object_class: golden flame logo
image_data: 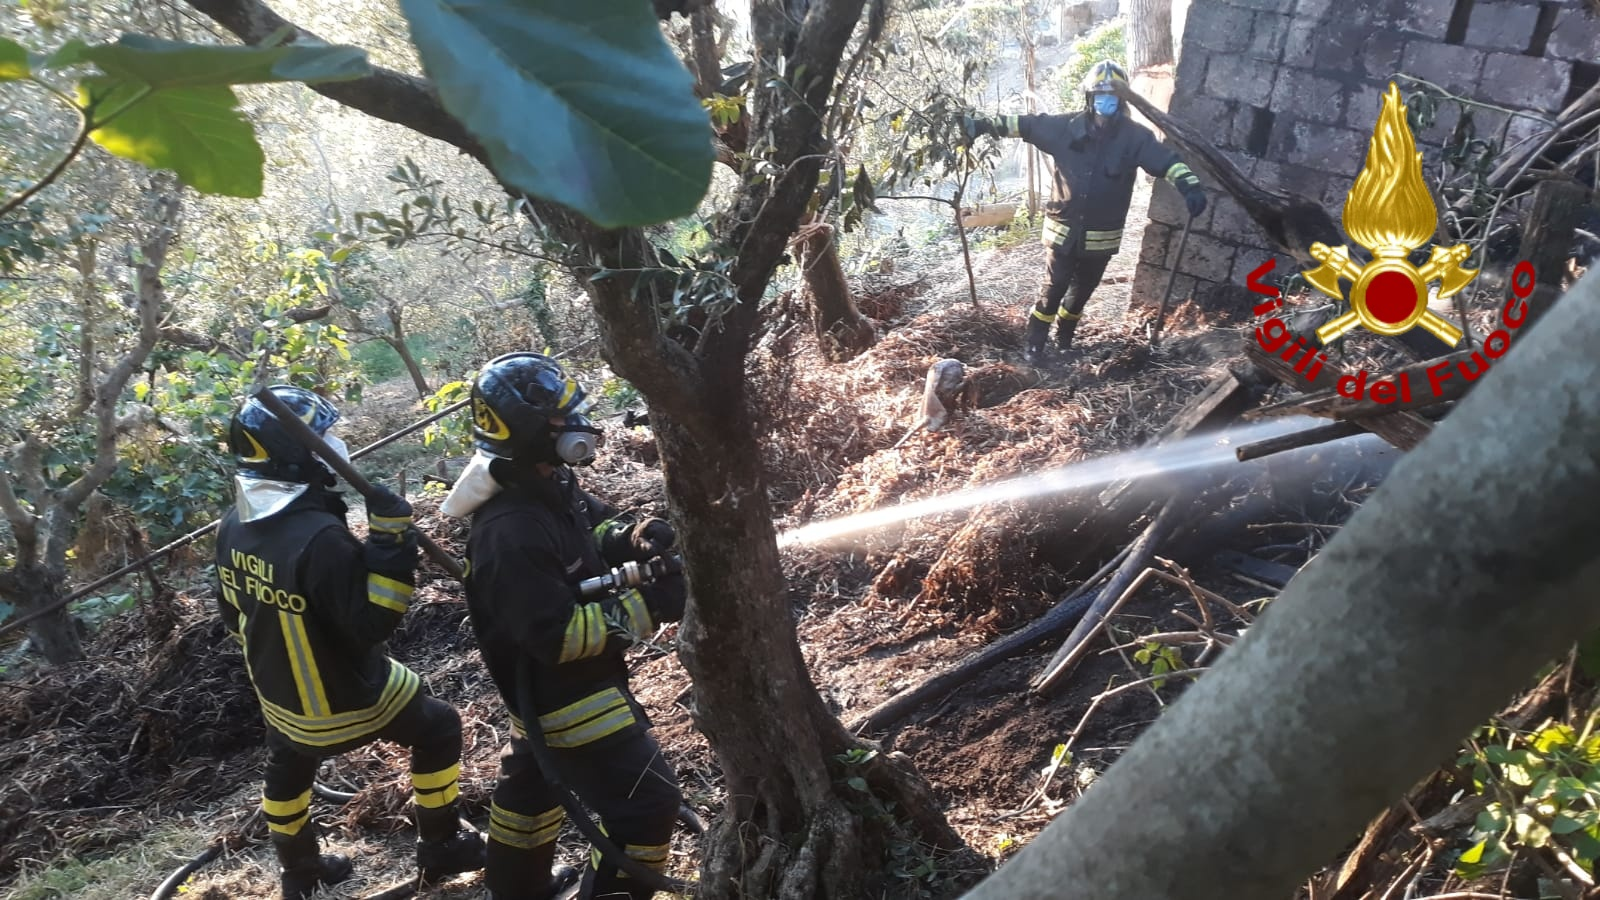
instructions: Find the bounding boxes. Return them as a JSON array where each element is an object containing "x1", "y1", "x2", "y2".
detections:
[{"x1": 1302, "y1": 82, "x2": 1476, "y2": 345}]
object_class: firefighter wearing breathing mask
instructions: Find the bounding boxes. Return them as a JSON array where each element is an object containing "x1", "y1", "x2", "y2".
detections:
[
  {"x1": 963, "y1": 59, "x2": 1209, "y2": 365},
  {"x1": 442, "y1": 352, "x2": 687, "y2": 900},
  {"x1": 214, "y1": 385, "x2": 485, "y2": 899}
]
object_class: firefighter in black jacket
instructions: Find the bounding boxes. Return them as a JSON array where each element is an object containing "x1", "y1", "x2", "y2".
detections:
[
  {"x1": 442, "y1": 352, "x2": 686, "y2": 900},
  {"x1": 965, "y1": 60, "x2": 1209, "y2": 364},
  {"x1": 215, "y1": 386, "x2": 485, "y2": 899}
]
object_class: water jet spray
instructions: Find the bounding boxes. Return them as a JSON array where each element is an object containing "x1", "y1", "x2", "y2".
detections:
[{"x1": 776, "y1": 417, "x2": 1349, "y2": 549}]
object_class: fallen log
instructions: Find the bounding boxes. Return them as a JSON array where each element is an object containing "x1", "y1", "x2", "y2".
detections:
[
  {"x1": 848, "y1": 541, "x2": 1135, "y2": 735},
  {"x1": 1244, "y1": 342, "x2": 1433, "y2": 451},
  {"x1": 1033, "y1": 491, "x2": 1192, "y2": 695},
  {"x1": 1244, "y1": 345, "x2": 1480, "y2": 422}
]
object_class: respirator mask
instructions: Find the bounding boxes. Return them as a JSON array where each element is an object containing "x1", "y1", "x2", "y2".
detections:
[
  {"x1": 551, "y1": 414, "x2": 604, "y2": 466},
  {"x1": 1092, "y1": 93, "x2": 1119, "y2": 117},
  {"x1": 320, "y1": 432, "x2": 351, "y2": 476}
]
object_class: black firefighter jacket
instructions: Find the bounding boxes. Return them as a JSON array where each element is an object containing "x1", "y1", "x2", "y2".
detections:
[
  {"x1": 215, "y1": 488, "x2": 419, "y2": 753},
  {"x1": 988, "y1": 109, "x2": 1195, "y2": 254},
  {"x1": 463, "y1": 466, "x2": 676, "y2": 751}
]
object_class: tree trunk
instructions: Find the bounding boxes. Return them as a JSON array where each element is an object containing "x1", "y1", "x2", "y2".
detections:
[
  {"x1": 384, "y1": 322, "x2": 432, "y2": 399},
  {"x1": 656, "y1": 406, "x2": 964, "y2": 899},
  {"x1": 1127, "y1": 0, "x2": 1174, "y2": 69},
  {"x1": 958, "y1": 268, "x2": 1600, "y2": 900},
  {"x1": 795, "y1": 215, "x2": 876, "y2": 362},
  {"x1": 0, "y1": 566, "x2": 82, "y2": 663}
]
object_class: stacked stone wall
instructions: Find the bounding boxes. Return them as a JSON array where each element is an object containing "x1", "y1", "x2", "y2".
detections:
[{"x1": 1130, "y1": 0, "x2": 1599, "y2": 309}]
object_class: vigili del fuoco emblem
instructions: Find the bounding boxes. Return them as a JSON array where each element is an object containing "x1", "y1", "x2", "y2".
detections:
[{"x1": 1302, "y1": 82, "x2": 1478, "y2": 346}]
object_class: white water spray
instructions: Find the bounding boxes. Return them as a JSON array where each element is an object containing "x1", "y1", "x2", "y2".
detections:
[{"x1": 776, "y1": 417, "x2": 1338, "y2": 548}]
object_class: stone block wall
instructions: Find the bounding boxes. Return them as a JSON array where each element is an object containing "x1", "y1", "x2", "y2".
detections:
[{"x1": 1129, "y1": 0, "x2": 1600, "y2": 311}]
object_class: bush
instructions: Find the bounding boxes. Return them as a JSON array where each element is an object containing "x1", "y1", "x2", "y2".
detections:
[{"x1": 1057, "y1": 19, "x2": 1128, "y2": 111}]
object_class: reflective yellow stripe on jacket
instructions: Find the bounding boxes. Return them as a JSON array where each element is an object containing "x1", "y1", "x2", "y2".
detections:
[
  {"x1": 1084, "y1": 228, "x2": 1122, "y2": 253},
  {"x1": 1041, "y1": 218, "x2": 1070, "y2": 248},
  {"x1": 258, "y1": 661, "x2": 420, "y2": 747},
  {"x1": 537, "y1": 687, "x2": 637, "y2": 748}
]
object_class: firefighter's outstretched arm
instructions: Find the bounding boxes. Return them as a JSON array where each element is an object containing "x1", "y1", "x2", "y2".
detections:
[
  {"x1": 961, "y1": 113, "x2": 1040, "y2": 146},
  {"x1": 1139, "y1": 133, "x2": 1209, "y2": 219}
]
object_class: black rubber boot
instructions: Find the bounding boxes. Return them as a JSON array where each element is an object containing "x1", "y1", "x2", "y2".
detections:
[
  {"x1": 417, "y1": 801, "x2": 487, "y2": 884},
  {"x1": 274, "y1": 828, "x2": 354, "y2": 900},
  {"x1": 482, "y1": 860, "x2": 578, "y2": 899},
  {"x1": 1023, "y1": 315, "x2": 1051, "y2": 365},
  {"x1": 1055, "y1": 316, "x2": 1081, "y2": 353}
]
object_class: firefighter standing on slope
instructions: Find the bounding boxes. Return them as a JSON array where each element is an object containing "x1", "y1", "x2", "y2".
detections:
[
  {"x1": 964, "y1": 60, "x2": 1209, "y2": 365},
  {"x1": 441, "y1": 352, "x2": 687, "y2": 900},
  {"x1": 214, "y1": 385, "x2": 486, "y2": 899}
]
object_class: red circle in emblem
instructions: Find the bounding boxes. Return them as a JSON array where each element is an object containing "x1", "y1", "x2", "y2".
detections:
[{"x1": 1365, "y1": 270, "x2": 1419, "y2": 324}]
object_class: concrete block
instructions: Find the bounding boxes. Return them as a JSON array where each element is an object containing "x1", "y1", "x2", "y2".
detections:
[
  {"x1": 1252, "y1": 158, "x2": 1285, "y2": 192},
  {"x1": 1204, "y1": 54, "x2": 1279, "y2": 105},
  {"x1": 1282, "y1": 18, "x2": 1320, "y2": 67},
  {"x1": 1398, "y1": 41, "x2": 1486, "y2": 96},
  {"x1": 1341, "y1": 81, "x2": 1388, "y2": 131},
  {"x1": 1478, "y1": 53, "x2": 1572, "y2": 112},
  {"x1": 1395, "y1": 0, "x2": 1455, "y2": 38},
  {"x1": 1284, "y1": 121, "x2": 1371, "y2": 178},
  {"x1": 1248, "y1": 12, "x2": 1292, "y2": 60},
  {"x1": 1186, "y1": 2, "x2": 1254, "y2": 53},
  {"x1": 1178, "y1": 232, "x2": 1240, "y2": 282},
  {"x1": 1231, "y1": 248, "x2": 1298, "y2": 290},
  {"x1": 1313, "y1": 22, "x2": 1374, "y2": 75},
  {"x1": 1275, "y1": 162, "x2": 1332, "y2": 203},
  {"x1": 1271, "y1": 67, "x2": 1348, "y2": 124},
  {"x1": 1362, "y1": 29, "x2": 1407, "y2": 78},
  {"x1": 1140, "y1": 222, "x2": 1174, "y2": 268},
  {"x1": 1182, "y1": 94, "x2": 1238, "y2": 145},
  {"x1": 1175, "y1": 48, "x2": 1210, "y2": 90},
  {"x1": 1148, "y1": 186, "x2": 1189, "y2": 226},
  {"x1": 1548, "y1": 8, "x2": 1600, "y2": 61},
  {"x1": 1131, "y1": 263, "x2": 1167, "y2": 308},
  {"x1": 1209, "y1": 195, "x2": 1257, "y2": 242},
  {"x1": 1464, "y1": 2, "x2": 1541, "y2": 51}
]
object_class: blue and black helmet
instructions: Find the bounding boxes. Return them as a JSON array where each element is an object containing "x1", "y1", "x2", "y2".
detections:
[
  {"x1": 470, "y1": 352, "x2": 601, "y2": 465},
  {"x1": 228, "y1": 385, "x2": 340, "y2": 483}
]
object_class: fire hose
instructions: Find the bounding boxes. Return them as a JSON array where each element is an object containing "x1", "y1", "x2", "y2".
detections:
[{"x1": 249, "y1": 387, "x2": 695, "y2": 897}]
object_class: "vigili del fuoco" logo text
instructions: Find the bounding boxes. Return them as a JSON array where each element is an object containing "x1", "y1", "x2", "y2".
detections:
[{"x1": 1243, "y1": 82, "x2": 1537, "y2": 404}]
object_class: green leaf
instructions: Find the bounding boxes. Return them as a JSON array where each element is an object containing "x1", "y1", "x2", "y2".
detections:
[
  {"x1": 847, "y1": 776, "x2": 868, "y2": 792},
  {"x1": 1553, "y1": 813, "x2": 1588, "y2": 835},
  {"x1": 0, "y1": 37, "x2": 29, "y2": 81},
  {"x1": 396, "y1": 0, "x2": 714, "y2": 228},
  {"x1": 81, "y1": 78, "x2": 264, "y2": 197},
  {"x1": 80, "y1": 33, "x2": 369, "y2": 89}
]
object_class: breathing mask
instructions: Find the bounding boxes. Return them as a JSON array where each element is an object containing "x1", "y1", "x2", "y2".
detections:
[
  {"x1": 552, "y1": 414, "x2": 604, "y2": 466},
  {"x1": 320, "y1": 432, "x2": 351, "y2": 477},
  {"x1": 1092, "y1": 93, "x2": 1119, "y2": 117}
]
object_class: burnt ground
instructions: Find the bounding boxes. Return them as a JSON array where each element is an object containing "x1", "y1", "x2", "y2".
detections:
[{"x1": 1, "y1": 181, "x2": 1434, "y2": 898}]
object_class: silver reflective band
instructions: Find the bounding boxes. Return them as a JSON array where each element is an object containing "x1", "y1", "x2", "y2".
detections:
[{"x1": 235, "y1": 474, "x2": 309, "y2": 523}]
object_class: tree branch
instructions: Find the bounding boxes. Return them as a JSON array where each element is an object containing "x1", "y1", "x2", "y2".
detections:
[
  {"x1": 182, "y1": 0, "x2": 714, "y2": 432},
  {"x1": 61, "y1": 188, "x2": 180, "y2": 511},
  {"x1": 0, "y1": 469, "x2": 39, "y2": 551}
]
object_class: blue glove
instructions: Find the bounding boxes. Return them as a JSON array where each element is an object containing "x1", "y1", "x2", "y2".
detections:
[{"x1": 1184, "y1": 189, "x2": 1208, "y2": 219}]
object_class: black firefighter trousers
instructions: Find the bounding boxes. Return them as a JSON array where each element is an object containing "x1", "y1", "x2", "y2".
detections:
[
  {"x1": 486, "y1": 728, "x2": 680, "y2": 900},
  {"x1": 262, "y1": 692, "x2": 465, "y2": 856},
  {"x1": 1027, "y1": 240, "x2": 1114, "y2": 351}
]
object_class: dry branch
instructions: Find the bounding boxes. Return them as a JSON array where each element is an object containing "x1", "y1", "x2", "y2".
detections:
[
  {"x1": 848, "y1": 541, "x2": 1136, "y2": 735},
  {"x1": 1033, "y1": 493, "x2": 1191, "y2": 695}
]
